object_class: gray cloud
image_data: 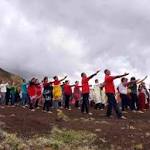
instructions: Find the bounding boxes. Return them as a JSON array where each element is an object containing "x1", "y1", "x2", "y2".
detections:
[{"x1": 0, "y1": 0, "x2": 150, "y2": 83}]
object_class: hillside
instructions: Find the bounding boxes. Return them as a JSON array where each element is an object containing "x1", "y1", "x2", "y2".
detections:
[{"x1": 0, "y1": 68, "x2": 23, "y2": 85}]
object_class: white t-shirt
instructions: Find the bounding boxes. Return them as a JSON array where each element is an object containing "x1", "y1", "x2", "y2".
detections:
[
  {"x1": 118, "y1": 83, "x2": 127, "y2": 95},
  {"x1": 0, "y1": 83, "x2": 8, "y2": 93}
]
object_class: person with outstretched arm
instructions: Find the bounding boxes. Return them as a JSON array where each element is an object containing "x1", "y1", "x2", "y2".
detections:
[
  {"x1": 51, "y1": 75, "x2": 67, "y2": 109},
  {"x1": 128, "y1": 75, "x2": 148, "y2": 112},
  {"x1": 104, "y1": 69, "x2": 129, "y2": 119},
  {"x1": 81, "y1": 70, "x2": 100, "y2": 115}
]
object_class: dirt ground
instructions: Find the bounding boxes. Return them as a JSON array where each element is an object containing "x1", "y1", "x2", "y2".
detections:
[{"x1": 0, "y1": 106, "x2": 150, "y2": 150}]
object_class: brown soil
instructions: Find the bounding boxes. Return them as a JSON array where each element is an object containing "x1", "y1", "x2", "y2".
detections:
[{"x1": 0, "y1": 106, "x2": 150, "y2": 149}]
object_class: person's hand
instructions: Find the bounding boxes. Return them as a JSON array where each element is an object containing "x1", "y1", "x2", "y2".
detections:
[
  {"x1": 124, "y1": 73, "x2": 129, "y2": 76},
  {"x1": 145, "y1": 75, "x2": 148, "y2": 79},
  {"x1": 64, "y1": 76, "x2": 68, "y2": 79},
  {"x1": 96, "y1": 70, "x2": 101, "y2": 74}
]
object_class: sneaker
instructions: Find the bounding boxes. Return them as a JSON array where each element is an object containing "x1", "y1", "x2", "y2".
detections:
[
  {"x1": 31, "y1": 109, "x2": 35, "y2": 112},
  {"x1": 120, "y1": 116, "x2": 127, "y2": 120},
  {"x1": 88, "y1": 112, "x2": 93, "y2": 115},
  {"x1": 138, "y1": 111, "x2": 144, "y2": 114},
  {"x1": 122, "y1": 111, "x2": 128, "y2": 114},
  {"x1": 132, "y1": 110, "x2": 136, "y2": 113},
  {"x1": 47, "y1": 111, "x2": 53, "y2": 114},
  {"x1": 68, "y1": 108, "x2": 72, "y2": 111},
  {"x1": 0, "y1": 106, "x2": 5, "y2": 109}
]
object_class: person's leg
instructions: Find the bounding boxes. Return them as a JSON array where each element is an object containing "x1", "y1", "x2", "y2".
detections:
[
  {"x1": 29, "y1": 98, "x2": 35, "y2": 110},
  {"x1": 120, "y1": 94, "x2": 125, "y2": 111},
  {"x1": 64, "y1": 95, "x2": 67, "y2": 108},
  {"x1": 43, "y1": 101, "x2": 46, "y2": 111},
  {"x1": 1, "y1": 93, "x2": 6, "y2": 105},
  {"x1": 22, "y1": 93, "x2": 26, "y2": 106},
  {"x1": 5, "y1": 93, "x2": 10, "y2": 105},
  {"x1": 85, "y1": 94, "x2": 89, "y2": 114},
  {"x1": 135, "y1": 94, "x2": 139, "y2": 110},
  {"x1": 58, "y1": 101, "x2": 62, "y2": 108},
  {"x1": 106, "y1": 93, "x2": 113, "y2": 117},
  {"x1": 130, "y1": 93, "x2": 136, "y2": 111},
  {"x1": 81, "y1": 94, "x2": 86, "y2": 113},
  {"x1": 35, "y1": 99, "x2": 39, "y2": 108},
  {"x1": 111, "y1": 94, "x2": 122, "y2": 118},
  {"x1": 11, "y1": 93, "x2": 15, "y2": 105},
  {"x1": 53, "y1": 101, "x2": 59, "y2": 109},
  {"x1": 25, "y1": 94, "x2": 29, "y2": 106},
  {"x1": 45, "y1": 101, "x2": 49, "y2": 112},
  {"x1": 67, "y1": 95, "x2": 70, "y2": 109}
]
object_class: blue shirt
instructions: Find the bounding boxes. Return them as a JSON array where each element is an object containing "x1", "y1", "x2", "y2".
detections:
[{"x1": 21, "y1": 83, "x2": 27, "y2": 94}]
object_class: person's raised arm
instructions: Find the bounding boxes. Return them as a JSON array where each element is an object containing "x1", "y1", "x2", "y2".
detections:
[
  {"x1": 137, "y1": 75, "x2": 148, "y2": 84},
  {"x1": 59, "y1": 76, "x2": 68, "y2": 82},
  {"x1": 88, "y1": 70, "x2": 100, "y2": 80},
  {"x1": 113, "y1": 73, "x2": 129, "y2": 79}
]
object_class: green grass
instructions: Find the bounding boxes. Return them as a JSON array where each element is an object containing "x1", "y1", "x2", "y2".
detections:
[{"x1": 0, "y1": 127, "x2": 97, "y2": 150}]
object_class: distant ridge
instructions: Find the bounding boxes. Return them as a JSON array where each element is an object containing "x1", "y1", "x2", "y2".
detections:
[{"x1": 0, "y1": 68, "x2": 23, "y2": 85}]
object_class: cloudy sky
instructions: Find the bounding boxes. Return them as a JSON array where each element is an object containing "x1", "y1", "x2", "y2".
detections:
[{"x1": 0, "y1": 0, "x2": 150, "y2": 84}]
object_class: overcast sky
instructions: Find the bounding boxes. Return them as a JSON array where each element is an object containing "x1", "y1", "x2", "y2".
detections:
[{"x1": 0, "y1": 0, "x2": 150, "y2": 84}]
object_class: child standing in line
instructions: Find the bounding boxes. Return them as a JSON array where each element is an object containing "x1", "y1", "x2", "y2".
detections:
[
  {"x1": 5, "y1": 82, "x2": 11, "y2": 105},
  {"x1": 43, "y1": 84, "x2": 53, "y2": 113},
  {"x1": 128, "y1": 76, "x2": 147, "y2": 112},
  {"x1": 118, "y1": 78, "x2": 129, "y2": 112},
  {"x1": 0, "y1": 81, "x2": 8, "y2": 105},
  {"x1": 35, "y1": 79, "x2": 42, "y2": 109},
  {"x1": 52, "y1": 76, "x2": 67, "y2": 109},
  {"x1": 93, "y1": 80, "x2": 106, "y2": 110},
  {"x1": 138, "y1": 84, "x2": 146, "y2": 113},
  {"x1": 73, "y1": 81, "x2": 81, "y2": 109},
  {"x1": 63, "y1": 80, "x2": 73, "y2": 110},
  {"x1": 43, "y1": 77, "x2": 53, "y2": 111},
  {"x1": 10, "y1": 82, "x2": 17, "y2": 106},
  {"x1": 28, "y1": 78, "x2": 36, "y2": 111},
  {"x1": 81, "y1": 70, "x2": 100, "y2": 115},
  {"x1": 21, "y1": 79, "x2": 29, "y2": 107}
]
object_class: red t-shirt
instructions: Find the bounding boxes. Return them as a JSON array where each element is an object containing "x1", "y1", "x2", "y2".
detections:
[
  {"x1": 104, "y1": 75, "x2": 115, "y2": 94},
  {"x1": 64, "y1": 84, "x2": 72, "y2": 95},
  {"x1": 28, "y1": 85, "x2": 36, "y2": 97},
  {"x1": 81, "y1": 77, "x2": 90, "y2": 94},
  {"x1": 53, "y1": 80, "x2": 61, "y2": 85},
  {"x1": 36, "y1": 85, "x2": 42, "y2": 96}
]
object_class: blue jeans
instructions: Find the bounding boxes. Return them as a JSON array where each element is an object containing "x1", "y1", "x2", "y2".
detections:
[
  {"x1": 22, "y1": 93, "x2": 29, "y2": 106},
  {"x1": 11, "y1": 93, "x2": 16, "y2": 105},
  {"x1": 53, "y1": 101, "x2": 59, "y2": 109},
  {"x1": 106, "y1": 93, "x2": 122, "y2": 118}
]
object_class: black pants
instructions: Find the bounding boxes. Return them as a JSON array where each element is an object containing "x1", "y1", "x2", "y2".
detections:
[
  {"x1": 120, "y1": 94, "x2": 128, "y2": 111},
  {"x1": 130, "y1": 93, "x2": 138, "y2": 110},
  {"x1": 75, "y1": 100, "x2": 79, "y2": 108},
  {"x1": 81, "y1": 93, "x2": 89, "y2": 114},
  {"x1": 106, "y1": 93, "x2": 122, "y2": 118},
  {"x1": 65, "y1": 95, "x2": 71, "y2": 109},
  {"x1": 5, "y1": 93, "x2": 10, "y2": 105},
  {"x1": 43, "y1": 100, "x2": 51, "y2": 112}
]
